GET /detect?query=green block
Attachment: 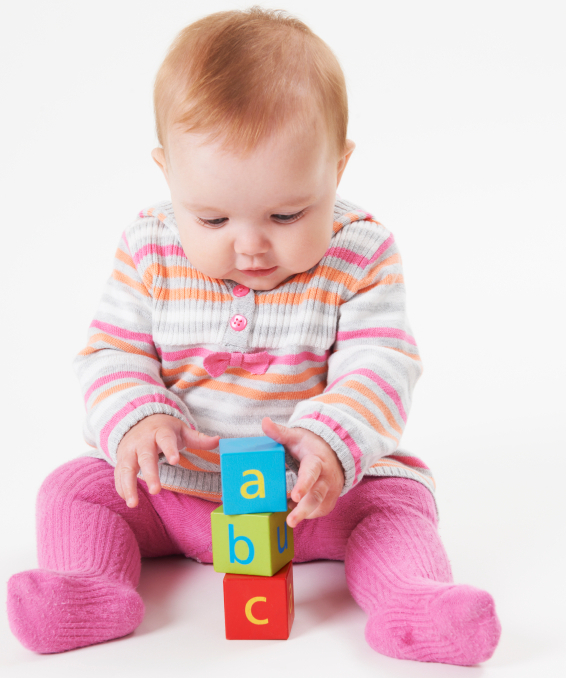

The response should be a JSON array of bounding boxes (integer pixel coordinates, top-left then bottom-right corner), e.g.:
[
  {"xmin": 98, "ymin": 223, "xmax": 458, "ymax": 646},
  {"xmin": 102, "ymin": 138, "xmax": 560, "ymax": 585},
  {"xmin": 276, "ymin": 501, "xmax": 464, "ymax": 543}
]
[{"xmin": 211, "ymin": 505, "xmax": 294, "ymax": 576}]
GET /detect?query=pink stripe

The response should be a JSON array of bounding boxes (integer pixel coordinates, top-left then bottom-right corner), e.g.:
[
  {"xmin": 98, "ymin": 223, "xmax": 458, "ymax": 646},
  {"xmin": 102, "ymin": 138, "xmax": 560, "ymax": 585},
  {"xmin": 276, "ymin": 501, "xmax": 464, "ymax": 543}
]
[
  {"xmin": 386, "ymin": 454, "xmax": 429, "ymax": 470},
  {"xmin": 157, "ymin": 347, "xmax": 210, "ymax": 361},
  {"xmin": 90, "ymin": 320, "xmax": 154, "ymax": 344},
  {"xmin": 132, "ymin": 243, "xmax": 187, "ymax": 266},
  {"xmin": 336, "ymin": 327, "xmax": 417, "ymax": 346},
  {"xmin": 367, "ymin": 234, "xmax": 395, "ymax": 266},
  {"xmin": 325, "ymin": 247, "xmax": 371, "ymax": 268},
  {"xmin": 270, "ymin": 350, "xmax": 330, "ymax": 366},
  {"xmin": 84, "ymin": 371, "xmax": 162, "ymax": 403},
  {"xmin": 326, "ymin": 368, "xmax": 407, "ymax": 422},
  {"xmin": 301, "ymin": 412, "xmax": 362, "ymax": 482},
  {"xmin": 100, "ymin": 394, "xmax": 185, "ymax": 458},
  {"xmin": 325, "ymin": 234, "xmax": 395, "ymax": 270},
  {"xmin": 158, "ymin": 347, "xmax": 330, "ymax": 365}
]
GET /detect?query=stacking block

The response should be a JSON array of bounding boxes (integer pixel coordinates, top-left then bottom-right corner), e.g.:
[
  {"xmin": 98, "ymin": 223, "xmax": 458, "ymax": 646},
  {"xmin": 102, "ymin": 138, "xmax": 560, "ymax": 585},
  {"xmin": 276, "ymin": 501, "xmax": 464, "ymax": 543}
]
[
  {"xmin": 223, "ymin": 562, "xmax": 295, "ymax": 640},
  {"xmin": 219, "ymin": 436, "xmax": 287, "ymax": 515},
  {"xmin": 211, "ymin": 506, "xmax": 293, "ymax": 576}
]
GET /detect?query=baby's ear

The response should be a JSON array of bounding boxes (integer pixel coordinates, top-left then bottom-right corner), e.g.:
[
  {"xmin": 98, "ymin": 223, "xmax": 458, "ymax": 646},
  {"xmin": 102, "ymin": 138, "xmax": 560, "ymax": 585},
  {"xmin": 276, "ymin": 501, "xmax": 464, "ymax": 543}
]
[
  {"xmin": 151, "ymin": 147, "xmax": 169, "ymax": 183},
  {"xmin": 336, "ymin": 139, "xmax": 356, "ymax": 186}
]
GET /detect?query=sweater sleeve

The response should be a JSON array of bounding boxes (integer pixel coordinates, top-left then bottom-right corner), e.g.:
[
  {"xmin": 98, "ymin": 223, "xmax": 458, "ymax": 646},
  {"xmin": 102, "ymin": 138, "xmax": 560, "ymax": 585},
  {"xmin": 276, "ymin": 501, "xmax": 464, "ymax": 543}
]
[
  {"xmin": 287, "ymin": 228, "xmax": 423, "ymax": 494},
  {"xmin": 72, "ymin": 229, "xmax": 194, "ymax": 465}
]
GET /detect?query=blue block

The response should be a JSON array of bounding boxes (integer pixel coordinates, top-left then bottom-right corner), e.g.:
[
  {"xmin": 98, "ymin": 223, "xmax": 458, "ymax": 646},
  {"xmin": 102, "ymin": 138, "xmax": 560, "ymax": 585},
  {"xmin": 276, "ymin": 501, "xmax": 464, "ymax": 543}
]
[{"xmin": 219, "ymin": 436, "xmax": 287, "ymax": 515}]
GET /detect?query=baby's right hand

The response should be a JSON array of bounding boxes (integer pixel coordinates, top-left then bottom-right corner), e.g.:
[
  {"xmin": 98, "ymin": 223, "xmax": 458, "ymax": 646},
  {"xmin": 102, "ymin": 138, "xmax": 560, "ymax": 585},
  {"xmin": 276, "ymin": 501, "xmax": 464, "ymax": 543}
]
[{"xmin": 115, "ymin": 414, "xmax": 219, "ymax": 508}]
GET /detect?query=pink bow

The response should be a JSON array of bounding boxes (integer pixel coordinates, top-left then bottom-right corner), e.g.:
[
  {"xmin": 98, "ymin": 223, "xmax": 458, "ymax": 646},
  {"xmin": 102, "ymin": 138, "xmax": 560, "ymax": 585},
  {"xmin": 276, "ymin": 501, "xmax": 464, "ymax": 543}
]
[{"xmin": 203, "ymin": 351, "xmax": 274, "ymax": 377}]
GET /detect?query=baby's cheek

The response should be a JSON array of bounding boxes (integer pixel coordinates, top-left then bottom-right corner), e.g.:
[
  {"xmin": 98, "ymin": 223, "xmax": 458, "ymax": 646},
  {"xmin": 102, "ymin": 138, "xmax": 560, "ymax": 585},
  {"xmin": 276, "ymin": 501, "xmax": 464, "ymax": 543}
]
[{"xmin": 279, "ymin": 228, "xmax": 330, "ymax": 272}]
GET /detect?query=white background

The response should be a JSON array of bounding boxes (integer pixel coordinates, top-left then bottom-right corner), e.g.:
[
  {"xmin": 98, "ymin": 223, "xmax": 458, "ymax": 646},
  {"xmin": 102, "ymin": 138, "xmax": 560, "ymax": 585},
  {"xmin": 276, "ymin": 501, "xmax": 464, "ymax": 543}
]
[{"xmin": 1, "ymin": 1, "xmax": 565, "ymax": 676}]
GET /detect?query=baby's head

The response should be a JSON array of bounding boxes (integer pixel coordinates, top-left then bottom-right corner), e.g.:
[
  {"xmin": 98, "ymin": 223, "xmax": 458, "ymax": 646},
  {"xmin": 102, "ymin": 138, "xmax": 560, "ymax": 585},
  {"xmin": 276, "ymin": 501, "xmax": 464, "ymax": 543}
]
[{"xmin": 152, "ymin": 7, "xmax": 355, "ymax": 290}]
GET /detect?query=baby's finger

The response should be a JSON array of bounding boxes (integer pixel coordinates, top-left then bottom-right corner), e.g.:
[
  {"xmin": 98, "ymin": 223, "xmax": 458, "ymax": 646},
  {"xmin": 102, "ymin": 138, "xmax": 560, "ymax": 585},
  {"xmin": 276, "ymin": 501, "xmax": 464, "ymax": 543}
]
[
  {"xmin": 287, "ymin": 479, "xmax": 329, "ymax": 528},
  {"xmin": 116, "ymin": 453, "xmax": 140, "ymax": 507},
  {"xmin": 137, "ymin": 444, "xmax": 161, "ymax": 495},
  {"xmin": 261, "ymin": 417, "xmax": 303, "ymax": 451},
  {"xmin": 291, "ymin": 454, "xmax": 322, "ymax": 504},
  {"xmin": 182, "ymin": 426, "xmax": 220, "ymax": 450},
  {"xmin": 155, "ymin": 427, "xmax": 180, "ymax": 465}
]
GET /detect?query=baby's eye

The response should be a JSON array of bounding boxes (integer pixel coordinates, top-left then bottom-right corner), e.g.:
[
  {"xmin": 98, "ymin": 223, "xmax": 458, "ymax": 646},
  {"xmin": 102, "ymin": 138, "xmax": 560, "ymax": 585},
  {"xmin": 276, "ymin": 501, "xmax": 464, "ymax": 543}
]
[
  {"xmin": 196, "ymin": 216, "xmax": 228, "ymax": 228},
  {"xmin": 272, "ymin": 210, "xmax": 305, "ymax": 223}
]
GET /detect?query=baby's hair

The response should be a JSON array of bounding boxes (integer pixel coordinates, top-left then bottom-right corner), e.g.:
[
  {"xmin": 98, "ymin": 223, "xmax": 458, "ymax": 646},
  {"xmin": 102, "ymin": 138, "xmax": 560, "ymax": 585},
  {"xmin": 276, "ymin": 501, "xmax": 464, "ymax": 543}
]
[{"xmin": 154, "ymin": 6, "xmax": 348, "ymax": 156}]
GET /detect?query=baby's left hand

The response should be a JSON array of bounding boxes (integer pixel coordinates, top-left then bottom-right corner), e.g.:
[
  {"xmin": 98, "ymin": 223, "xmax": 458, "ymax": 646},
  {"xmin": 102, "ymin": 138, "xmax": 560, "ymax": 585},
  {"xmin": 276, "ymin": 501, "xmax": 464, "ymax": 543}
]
[{"xmin": 261, "ymin": 417, "xmax": 345, "ymax": 528}]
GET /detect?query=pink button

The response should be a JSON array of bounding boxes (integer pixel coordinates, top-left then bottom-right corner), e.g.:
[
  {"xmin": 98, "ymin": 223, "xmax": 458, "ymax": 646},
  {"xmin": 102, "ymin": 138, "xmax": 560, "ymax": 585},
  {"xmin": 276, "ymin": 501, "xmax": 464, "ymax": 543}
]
[
  {"xmin": 233, "ymin": 284, "xmax": 250, "ymax": 297},
  {"xmin": 230, "ymin": 314, "xmax": 247, "ymax": 331}
]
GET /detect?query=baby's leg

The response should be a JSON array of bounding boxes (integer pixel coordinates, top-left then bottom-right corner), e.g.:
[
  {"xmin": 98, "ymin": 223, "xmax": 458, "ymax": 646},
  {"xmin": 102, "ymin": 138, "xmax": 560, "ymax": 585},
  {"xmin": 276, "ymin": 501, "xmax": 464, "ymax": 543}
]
[
  {"xmin": 7, "ymin": 457, "xmax": 177, "ymax": 653},
  {"xmin": 294, "ymin": 477, "xmax": 501, "ymax": 665}
]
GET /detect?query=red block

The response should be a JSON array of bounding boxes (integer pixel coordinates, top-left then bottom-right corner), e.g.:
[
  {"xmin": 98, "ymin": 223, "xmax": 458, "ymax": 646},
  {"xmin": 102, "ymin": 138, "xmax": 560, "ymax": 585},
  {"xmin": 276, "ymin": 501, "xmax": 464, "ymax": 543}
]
[{"xmin": 223, "ymin": 561, "xmax": 295, "ymax": 640}]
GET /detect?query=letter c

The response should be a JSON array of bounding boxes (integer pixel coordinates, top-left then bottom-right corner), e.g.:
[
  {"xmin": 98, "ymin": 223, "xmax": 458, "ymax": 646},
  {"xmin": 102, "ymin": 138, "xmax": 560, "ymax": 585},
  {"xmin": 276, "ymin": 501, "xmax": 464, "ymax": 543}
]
[{"xmin": 245, "ymin": 596, "xmax": 268, "ymax": 625}]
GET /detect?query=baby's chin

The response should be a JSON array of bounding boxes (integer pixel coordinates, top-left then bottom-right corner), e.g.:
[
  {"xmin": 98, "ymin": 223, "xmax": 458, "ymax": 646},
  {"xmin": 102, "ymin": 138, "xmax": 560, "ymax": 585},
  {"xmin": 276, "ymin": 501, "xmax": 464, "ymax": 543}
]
[{"xmin": 227, "ymin": 267, "xmax": 296, "ymax": 291}]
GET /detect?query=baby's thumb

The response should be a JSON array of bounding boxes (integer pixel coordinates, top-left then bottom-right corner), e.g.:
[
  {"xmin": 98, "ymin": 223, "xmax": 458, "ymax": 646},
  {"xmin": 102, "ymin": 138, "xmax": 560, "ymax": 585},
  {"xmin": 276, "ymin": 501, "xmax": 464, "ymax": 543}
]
[{"xmin": 261, "ymin": 417, "xmax": 302, "ymax": 451}]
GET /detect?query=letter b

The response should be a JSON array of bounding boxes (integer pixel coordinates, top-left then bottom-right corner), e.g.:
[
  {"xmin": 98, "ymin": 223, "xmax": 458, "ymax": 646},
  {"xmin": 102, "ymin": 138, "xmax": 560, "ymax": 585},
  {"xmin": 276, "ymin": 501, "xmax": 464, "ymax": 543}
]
[{"xmin": 228, "ymin": 524, "xmax": 255, "ymax": 565}]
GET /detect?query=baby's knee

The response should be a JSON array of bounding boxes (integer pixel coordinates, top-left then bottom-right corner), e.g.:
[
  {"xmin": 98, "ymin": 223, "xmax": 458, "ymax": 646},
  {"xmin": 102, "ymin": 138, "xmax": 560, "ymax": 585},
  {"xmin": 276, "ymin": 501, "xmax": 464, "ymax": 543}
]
[
  {"xmin": 347, "ymin": 476, "xmax": 438, "ymax": 526},
  {"xmin": 37, "ymin": 457, "xmax": 116, "ymax": 512}
]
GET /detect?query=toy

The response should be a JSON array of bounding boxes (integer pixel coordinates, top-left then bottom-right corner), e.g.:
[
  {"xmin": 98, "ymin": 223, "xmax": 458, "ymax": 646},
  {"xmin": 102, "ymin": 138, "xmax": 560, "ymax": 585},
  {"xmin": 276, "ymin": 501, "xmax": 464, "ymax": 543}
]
[
  {"xmin": 223, "ymin": 562, "xmax": 294, "ymax": 640},
  {"xmin": 211, "ymin": 505, "xmax": 294, "ymax": 576},
  {"xmin": 213, "ymin": 435, "xmax": 295, "ymax": 639},
  {"xmin": 219, "ymin": 436, "xmax": 287, "ymax": 515}
]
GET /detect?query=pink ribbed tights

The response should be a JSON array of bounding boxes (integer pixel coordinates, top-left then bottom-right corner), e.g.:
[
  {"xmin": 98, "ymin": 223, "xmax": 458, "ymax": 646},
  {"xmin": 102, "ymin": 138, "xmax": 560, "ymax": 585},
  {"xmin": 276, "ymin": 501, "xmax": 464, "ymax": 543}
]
[{"xmin": 7, "ymin": 458, "xmax": 500, "ymax": 663}]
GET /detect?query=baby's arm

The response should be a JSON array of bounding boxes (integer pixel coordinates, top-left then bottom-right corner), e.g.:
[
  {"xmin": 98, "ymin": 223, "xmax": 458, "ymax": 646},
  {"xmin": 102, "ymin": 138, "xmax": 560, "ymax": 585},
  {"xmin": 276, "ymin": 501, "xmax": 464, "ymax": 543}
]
[
  {"xmin": 287, "ymin": 223, "xmax": 423, "ymax": 496},
  {"xmin": 73, "ymin": 223, "xmax": 206, "ymax": 480}
]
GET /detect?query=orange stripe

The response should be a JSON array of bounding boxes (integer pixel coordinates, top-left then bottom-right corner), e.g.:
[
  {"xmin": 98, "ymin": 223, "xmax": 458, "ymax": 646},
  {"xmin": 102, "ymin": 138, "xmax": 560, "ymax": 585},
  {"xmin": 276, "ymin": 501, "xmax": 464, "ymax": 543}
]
[
  {"xmin": 358, "ymin": 254, "xmax": 401, "ymax": 287},
  {"xmin": 292, "ymin": 265, "xmax": 359, "ymax": 292},
  {"xmin": 386, "ymin": 346, "xmax": 421, "ymax": 361},
  {"xmin": 162, "ymin": 364, "xmax": 207, "ymax": 379},
  {"xmin": 171, "ymin": 378, "xmax": 325, "ymax": 401},
  {"xmin": 84, "ymin": 333, "xmax": 158, "ymax": 360},
  {"xmin": 358, "ymin": 273, "xmax": 404, "ymax": 294},
  {"xmin": 115, "ymin": 247, "xmax": 136, "ymax": 270},
  {"xmin": 310, "ymin": 393, "xmax": 397, "ymax": 442},
  {"xmin": 112, "ymin": 269, "xmax": 150, "ymax": 297},
  {"xmin": 256, "ymin": 287, "xmax": 344, "ymax": 307},
  {"xmin": 177, "ymin": 455, "xmax": 216, "ymax": 473},
  {"xmin": 342, "ymin": 380, "xmax": 402, "ymax": 435},
  {"xmin": 184, "ymin": 448, "xmax": 220, "ymax": 464},
  {"xmin": 91, "ymin": 382, "xmax": 141, "ymax": 406},
  {"xmin": 136, "ymin": 263, "xmax": 233, "ymax": 302},
  {"xmin": 332, "ymin": 212, "xmax": 367, "ymax": 233},
  {"xmin": 152, "ymin": 285, "xmax": 232, "ymax": 303}
]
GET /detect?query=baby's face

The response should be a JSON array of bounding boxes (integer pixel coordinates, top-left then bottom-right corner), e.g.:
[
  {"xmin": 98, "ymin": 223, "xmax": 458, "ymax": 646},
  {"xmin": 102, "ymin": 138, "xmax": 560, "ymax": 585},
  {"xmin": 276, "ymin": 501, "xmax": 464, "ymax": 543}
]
[{"xmin": 152, "ymin": 124, "xmax": 354, "ymax": 290}]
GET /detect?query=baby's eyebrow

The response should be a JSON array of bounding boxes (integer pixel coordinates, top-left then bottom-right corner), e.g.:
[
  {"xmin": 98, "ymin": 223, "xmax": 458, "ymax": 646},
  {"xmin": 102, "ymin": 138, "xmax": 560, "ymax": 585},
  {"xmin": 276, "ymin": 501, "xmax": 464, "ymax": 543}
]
[{"xmin": 183, "ymin": 196, "xmax": 316, "ymax": 213}]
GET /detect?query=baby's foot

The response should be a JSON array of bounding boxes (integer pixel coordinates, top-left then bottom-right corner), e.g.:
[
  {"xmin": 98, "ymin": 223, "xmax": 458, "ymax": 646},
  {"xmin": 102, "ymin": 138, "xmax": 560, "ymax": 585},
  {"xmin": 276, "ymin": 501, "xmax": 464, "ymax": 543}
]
[
  {"xmin": 365, "ymin": 583, "xmax": 501, "ymax": 665},
  {"xmin": 7, "ymin": 569, "xmax": 144, "ymax": 653}
]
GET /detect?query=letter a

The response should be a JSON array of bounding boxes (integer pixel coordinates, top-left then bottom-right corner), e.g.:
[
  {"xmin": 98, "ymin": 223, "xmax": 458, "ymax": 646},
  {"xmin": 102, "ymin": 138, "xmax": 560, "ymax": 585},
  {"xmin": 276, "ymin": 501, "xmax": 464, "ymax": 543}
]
[
  {"xmin": 228, "ymin": 524, "xmax": 255, "ymax": 565},
  {"xmin": 277, "ymin": 523, "xmax": 288, "ymax": 554},
  {"xmin": 240, "ymin": 469, "xmax": 266, "ymax": 500}
]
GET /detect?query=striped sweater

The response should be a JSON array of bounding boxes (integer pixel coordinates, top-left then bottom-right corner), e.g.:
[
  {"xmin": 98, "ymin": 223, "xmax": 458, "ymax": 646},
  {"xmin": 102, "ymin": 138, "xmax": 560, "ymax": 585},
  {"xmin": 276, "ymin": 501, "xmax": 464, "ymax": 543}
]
[{"xmin": 73, "ymin": 197, "xmax": 435, "ymax": 500}]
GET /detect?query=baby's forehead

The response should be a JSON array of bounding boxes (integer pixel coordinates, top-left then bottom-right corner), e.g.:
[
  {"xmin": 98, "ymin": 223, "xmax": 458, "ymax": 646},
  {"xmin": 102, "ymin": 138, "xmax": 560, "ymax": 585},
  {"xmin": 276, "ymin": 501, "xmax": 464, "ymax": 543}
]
[{"xmin": 165, "ymin": 112, "xmax": 336, "ymax": 166}]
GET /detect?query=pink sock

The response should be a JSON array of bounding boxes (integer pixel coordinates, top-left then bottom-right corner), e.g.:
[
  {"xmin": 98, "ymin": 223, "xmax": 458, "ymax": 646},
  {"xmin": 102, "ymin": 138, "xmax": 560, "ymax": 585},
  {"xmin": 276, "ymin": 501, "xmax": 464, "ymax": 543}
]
[
  {"xmin": 7, "ymin": 458, "xmax": 174, "ymax": 653},
  {"xmin": 343, "ymin": 479, "xmax": 501, "ymax": 665}
]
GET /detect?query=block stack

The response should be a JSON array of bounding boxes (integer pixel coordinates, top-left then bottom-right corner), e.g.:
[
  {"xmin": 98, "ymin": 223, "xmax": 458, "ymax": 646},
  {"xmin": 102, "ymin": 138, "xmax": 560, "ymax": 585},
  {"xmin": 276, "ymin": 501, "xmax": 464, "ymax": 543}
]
[{"xmin": 211, "ymin": 436, "xmax": 295, "ymax": 640}]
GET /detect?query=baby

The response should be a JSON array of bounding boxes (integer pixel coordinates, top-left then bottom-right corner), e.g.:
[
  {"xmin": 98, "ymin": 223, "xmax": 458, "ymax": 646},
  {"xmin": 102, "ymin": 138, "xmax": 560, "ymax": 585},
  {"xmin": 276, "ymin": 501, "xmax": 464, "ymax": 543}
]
[{"xmin": 7, "ymin": 7, "xmax": 501, "ymax": 664}]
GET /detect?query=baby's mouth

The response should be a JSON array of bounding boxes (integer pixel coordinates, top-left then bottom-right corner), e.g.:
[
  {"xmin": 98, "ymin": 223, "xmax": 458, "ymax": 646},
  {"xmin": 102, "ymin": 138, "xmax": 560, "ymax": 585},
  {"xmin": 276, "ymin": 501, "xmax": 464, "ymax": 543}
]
[{"xmin": 238, "ymin": 266, "xmax": 278, "ymax": 277}]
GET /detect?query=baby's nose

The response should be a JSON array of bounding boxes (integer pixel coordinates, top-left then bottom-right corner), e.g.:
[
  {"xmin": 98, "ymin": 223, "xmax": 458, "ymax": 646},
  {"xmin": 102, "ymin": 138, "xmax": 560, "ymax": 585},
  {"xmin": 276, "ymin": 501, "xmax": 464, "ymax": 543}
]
[{"xmin": 233, "ymin": 225, "xmax": 270, "ymax": 256}]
